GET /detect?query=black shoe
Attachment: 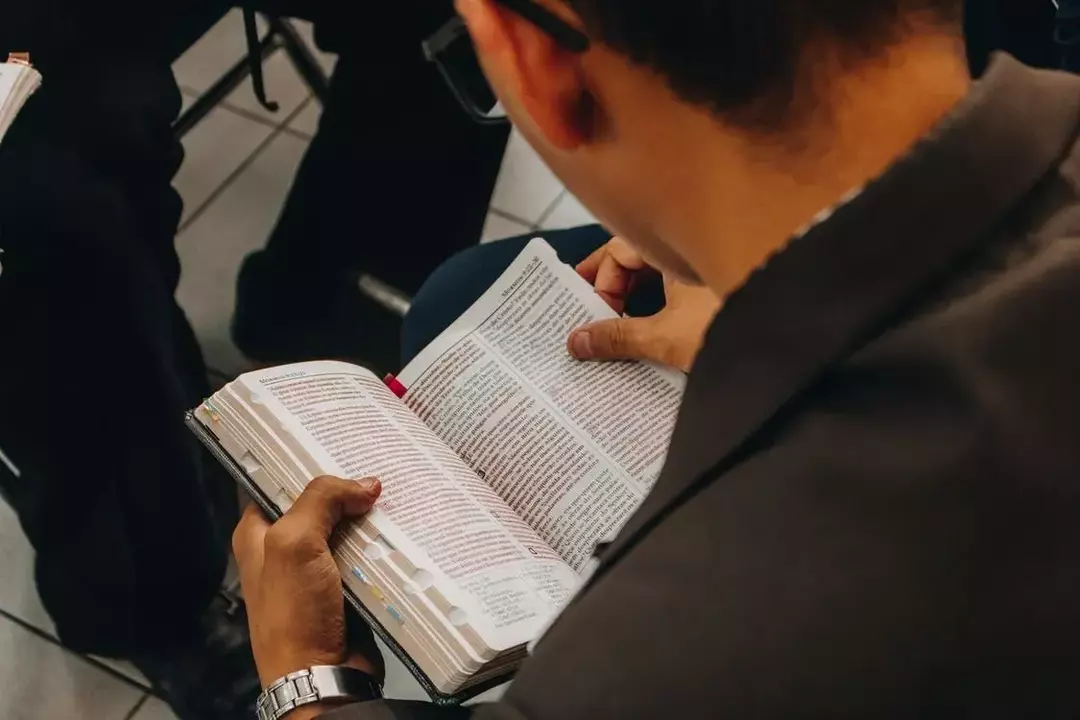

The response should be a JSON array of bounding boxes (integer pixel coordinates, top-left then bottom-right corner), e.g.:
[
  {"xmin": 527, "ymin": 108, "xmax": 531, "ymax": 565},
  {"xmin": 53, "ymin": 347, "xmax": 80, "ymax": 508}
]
[
  {"xmin": 131, "ymin": 593, "xmax": 261, "ymax": 720},
  {"xmin": 232, "ymin": 252, "xmax": 404, "ymax": 374}
]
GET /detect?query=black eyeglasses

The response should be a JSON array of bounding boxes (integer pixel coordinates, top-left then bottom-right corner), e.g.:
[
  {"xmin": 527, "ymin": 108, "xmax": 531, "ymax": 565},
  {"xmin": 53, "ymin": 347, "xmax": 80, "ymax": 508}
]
[{"xmin": 423, "ymin": 0, "xmax": 590, "ymax": 124}]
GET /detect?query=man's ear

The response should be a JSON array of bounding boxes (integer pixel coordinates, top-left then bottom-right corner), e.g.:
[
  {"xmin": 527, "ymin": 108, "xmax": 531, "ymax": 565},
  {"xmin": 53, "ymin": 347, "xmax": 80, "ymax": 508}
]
[{"xmin": 459, "ymin": 0, "xmax": 592, "ymax": 150}]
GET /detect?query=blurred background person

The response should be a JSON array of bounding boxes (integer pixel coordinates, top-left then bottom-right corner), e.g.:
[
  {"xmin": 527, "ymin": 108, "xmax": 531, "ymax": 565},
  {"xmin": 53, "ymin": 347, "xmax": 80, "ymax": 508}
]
[{"xmin": 0, "ymin": 3, "xmax": 506, "ymax": 719}]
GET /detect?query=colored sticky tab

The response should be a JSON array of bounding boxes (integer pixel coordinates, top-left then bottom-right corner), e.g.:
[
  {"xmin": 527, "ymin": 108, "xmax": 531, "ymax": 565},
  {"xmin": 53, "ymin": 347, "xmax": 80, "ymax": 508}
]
[
  {"xmin": 383, "ymin": 374, "xmax": 407, "ymax": 398},
  {"xmin": 202, "ymin": 399, "xmax": 221, "ymax": 422}
]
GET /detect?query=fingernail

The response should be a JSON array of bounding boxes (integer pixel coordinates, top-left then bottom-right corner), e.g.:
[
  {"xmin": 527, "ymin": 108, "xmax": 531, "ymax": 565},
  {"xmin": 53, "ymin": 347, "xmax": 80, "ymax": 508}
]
[
  {"xmin": 356, "ymin": 478, "xmax": 381, "ymax": 494},
  {"xmin": 570, "ymin": 331, "xmax": 592, "ymax": 359}
]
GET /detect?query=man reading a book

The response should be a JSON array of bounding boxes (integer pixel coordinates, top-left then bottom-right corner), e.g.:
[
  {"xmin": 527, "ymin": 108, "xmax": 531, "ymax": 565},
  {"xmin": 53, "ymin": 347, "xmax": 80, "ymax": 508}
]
[{"xmin": 231, "ymin": 0, "xmax": 1080, "ymax": 717}]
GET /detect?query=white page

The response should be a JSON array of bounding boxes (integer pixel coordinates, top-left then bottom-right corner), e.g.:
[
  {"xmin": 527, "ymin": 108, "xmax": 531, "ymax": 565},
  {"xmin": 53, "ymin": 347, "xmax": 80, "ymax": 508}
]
[
  {"xmin": 232, "ymin": 362, "xmax": 579, "ymax": 650},
  {"xmin": 0, "ymin": 63, "xmax": 41, "ymax": 144},
  {"xmin": 399, "ymin": 239, "xmax": 686, "ymax": 571},
  {"xmin": 0, "ymin": 65, "xmax": 22, "ymax": 110}
]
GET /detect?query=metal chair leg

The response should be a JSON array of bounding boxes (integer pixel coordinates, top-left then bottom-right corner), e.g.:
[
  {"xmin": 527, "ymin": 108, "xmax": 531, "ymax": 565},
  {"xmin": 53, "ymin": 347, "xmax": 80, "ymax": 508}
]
[
  {"xmin": 173, "ymin": 30, "xmax": 282, "ymax": 139},
  {"xmin": 269, "ymin": 17, "xmax": 331, "ymax": 107}
]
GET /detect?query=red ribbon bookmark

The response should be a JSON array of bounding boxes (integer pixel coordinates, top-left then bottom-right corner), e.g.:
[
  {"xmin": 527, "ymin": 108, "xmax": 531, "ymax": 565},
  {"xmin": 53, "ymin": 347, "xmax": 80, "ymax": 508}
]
[{"xmin": 384, "ymin": 374, "xmax": 407, "ymax": 399}]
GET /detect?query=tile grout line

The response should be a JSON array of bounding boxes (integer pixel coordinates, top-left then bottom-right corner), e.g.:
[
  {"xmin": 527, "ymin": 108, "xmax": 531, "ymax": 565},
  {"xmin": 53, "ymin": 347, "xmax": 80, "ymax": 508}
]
[
  {"xmin": 488, "ymin": 206, "xmax": 539, "ymax": 230},
  {"xmin": 180, "ymin": 84, "xmax": 315, "ymax": 140},
  {"xmin": 532, "ymin": 190, "xmax": 567, "ymax": 230},
  {"xmin": 180, "ymin": 83, "xmax": 301, "ymax": 134},
  {"xmin": 279, "ymin": 125, "xmax": 314, "ymax": 142},
  {"xmin": 0, "ymin": 603, "xmax": 61, "ymax": 644},
  {"xmin": 178, "ymin": 96, "xmax": 315, "ymax": 236},
  {"xmin": 122, "ymin": 693, "xmax": 151, "ymax": 720},
  {"xmin": 0, "ymin": 606, "xmax": 154, "ymax": 694}
]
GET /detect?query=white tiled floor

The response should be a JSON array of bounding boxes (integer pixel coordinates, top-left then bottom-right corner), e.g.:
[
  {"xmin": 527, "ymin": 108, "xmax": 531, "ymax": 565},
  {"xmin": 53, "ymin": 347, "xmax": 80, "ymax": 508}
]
[{"xmin": 0, "ymin": 10, "xmax": 592, "ymax": 719}]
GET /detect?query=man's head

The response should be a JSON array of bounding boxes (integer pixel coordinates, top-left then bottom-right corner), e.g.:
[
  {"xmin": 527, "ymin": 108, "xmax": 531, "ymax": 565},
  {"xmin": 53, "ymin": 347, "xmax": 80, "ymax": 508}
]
[{"xmin": 458, "ymin": 0, "xmax": 969, "ymax": 288}]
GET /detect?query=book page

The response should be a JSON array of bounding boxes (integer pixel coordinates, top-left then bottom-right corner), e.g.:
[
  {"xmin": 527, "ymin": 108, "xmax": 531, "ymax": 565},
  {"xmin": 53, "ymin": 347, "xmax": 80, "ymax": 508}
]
[
  {"xmin": 232, "ymin": 362, "xmax": 579, "ymax": 649},
  {"xmin": 398, "ymin": 239, "xmax": 686, "ymax": 571},
  {"xmin": 0, "ymin": 63, "xmax": 41, "ymax": 144},
  {"xmin": 0, "ymin": 65, "xmax": 21, "ymax": 109}
]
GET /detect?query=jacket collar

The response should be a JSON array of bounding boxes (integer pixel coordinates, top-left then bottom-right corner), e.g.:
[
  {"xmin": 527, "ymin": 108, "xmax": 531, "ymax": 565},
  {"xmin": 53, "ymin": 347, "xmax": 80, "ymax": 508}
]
[{"xmin": 594, "ymin": 54, "xmax": 1080, "ymax": 579}]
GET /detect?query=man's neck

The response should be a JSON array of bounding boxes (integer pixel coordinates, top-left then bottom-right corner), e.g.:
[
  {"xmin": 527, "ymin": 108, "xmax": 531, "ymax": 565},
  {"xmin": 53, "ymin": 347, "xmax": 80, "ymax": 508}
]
[{"xmin": 663, "ymin": 36, "xmax": 972, "ymax": 298}]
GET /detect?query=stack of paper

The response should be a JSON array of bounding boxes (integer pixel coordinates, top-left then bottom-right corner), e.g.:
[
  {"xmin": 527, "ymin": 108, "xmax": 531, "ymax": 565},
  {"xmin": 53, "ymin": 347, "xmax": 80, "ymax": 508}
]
[{"xmin": 0, "ymin": 56, "xmax": 41, "ymax": 145}]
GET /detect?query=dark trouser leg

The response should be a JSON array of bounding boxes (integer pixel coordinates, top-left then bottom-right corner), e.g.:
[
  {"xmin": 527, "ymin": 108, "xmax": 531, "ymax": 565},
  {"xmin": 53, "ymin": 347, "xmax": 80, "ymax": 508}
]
[
  {"xmin": 965, "ymin": 0, "xmax": 999, "ymax": 77},
  {"xmin": 0, "ymin": 11, "xmax": 230, "ymax": 657},
  {"xmin": 1057, "ymin": 0, "xmax": 1080, "ymax": 72},
  {"xmin": 259, "ymin": 2, "xmax": 508, "ymax": 291},
  {"xmin": 966, "ymin": 0, "xmax": 1059, "ymax": 76},
  {"xmin": 402, "ymin": 227, "xmax": 616, "ymax": 364},
  {"xmin": 233, "ymin": 4, "xmax": 510, "ymax": 369}
]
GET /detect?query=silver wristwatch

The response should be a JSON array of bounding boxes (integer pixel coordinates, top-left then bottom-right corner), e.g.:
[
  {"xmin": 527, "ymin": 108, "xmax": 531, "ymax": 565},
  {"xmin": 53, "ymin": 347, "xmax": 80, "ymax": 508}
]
[{"xmin": 255, "ymin": 665, "xmax": 383, "ymax": 720}]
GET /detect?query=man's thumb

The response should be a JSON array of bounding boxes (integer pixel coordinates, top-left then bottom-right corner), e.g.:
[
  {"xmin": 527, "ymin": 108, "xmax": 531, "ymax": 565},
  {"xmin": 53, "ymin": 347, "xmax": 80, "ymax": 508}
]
[{"xmin": 568, "ymin": 318, "xmax": 650, "ymax": 362}]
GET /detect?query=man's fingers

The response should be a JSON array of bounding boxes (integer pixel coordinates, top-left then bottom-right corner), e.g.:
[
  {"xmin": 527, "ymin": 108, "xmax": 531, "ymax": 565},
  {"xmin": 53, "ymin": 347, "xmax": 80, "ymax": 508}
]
[
  {"xmin": 233, "ymin": 504, "xmax": 271, "ymax": 592},
  {"xmin": 233, "ymin": 503, "xmax": 271, "ymax": 559},
  {"xmin": 576, "ymin": 238, "xmax": 651, "ymax": 312},
  {"xmin": 606, "ymin": 237, "xmax": 647, "ymax": 269},
  {"xmin": 290, "ymin": 476, "xmax": 381, "ymax": 538},
  {"xmin": 575, "ymin": 244, "xmax": 609, "ymax": 284},
  {"xmin": 568, "ymin": 317, "xmax": 655, "ymax": 363},
  {"xmin": 266, "ymin": 477, "xmax": 382, "ymax": 558},
  {"xmin": 592, "ymin": 254, "xmax": 636, "ymax": 313}
]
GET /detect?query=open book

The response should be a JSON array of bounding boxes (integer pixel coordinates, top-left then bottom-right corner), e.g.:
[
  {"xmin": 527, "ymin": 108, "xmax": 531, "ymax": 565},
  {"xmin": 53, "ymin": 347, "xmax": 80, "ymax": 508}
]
[
  {"xmin": 187, "ymin": 239, "xmax": 686, "ymax": 703},
  {"xmin": 0, "ymin": 56, "xmax": 41, "ymax": 145}
]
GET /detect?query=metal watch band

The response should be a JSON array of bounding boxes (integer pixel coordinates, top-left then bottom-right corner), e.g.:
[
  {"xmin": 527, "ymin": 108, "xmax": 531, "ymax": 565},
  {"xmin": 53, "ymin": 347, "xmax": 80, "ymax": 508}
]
[{"xmin": 256, "ymin": 665, "xmax": 383, "ymax": 720}]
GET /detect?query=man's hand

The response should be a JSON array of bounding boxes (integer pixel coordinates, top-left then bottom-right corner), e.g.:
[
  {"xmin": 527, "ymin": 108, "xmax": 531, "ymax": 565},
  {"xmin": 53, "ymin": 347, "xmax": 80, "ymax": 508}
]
[
  {"xmin": 568, "ymin": 237, "xmax": 721, "ymax": 372},
  {"xmin": 233, "ymin": 476, "xmax": 384, "ymax": 700}
]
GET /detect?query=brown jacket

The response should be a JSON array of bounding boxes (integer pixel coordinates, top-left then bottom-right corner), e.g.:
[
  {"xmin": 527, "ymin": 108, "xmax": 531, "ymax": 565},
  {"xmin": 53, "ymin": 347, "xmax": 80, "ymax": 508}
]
[{"xmin": 328, "ymin": 54, "xmax": 1080, "ymax": 719}]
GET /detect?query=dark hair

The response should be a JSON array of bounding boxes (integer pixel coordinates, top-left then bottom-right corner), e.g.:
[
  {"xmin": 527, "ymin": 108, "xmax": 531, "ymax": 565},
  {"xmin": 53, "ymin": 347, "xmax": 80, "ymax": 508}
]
[{"xmin": 565, "ymin": 0, "xmax": 965, "ymax": 127}]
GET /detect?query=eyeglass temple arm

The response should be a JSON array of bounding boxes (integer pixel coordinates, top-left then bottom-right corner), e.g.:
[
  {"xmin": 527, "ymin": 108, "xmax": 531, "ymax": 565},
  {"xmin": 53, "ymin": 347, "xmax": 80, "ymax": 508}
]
[
  {"xmin": 423, "ymin": 16, "xmax": 468, "ymax": 60},
  {"xmin": 496, "ymin": 0, "xmax": 590, "ymax": 52},
  {"xmin": 424, "ymin": 2, "xmax": 590, "ymax": 57}
]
